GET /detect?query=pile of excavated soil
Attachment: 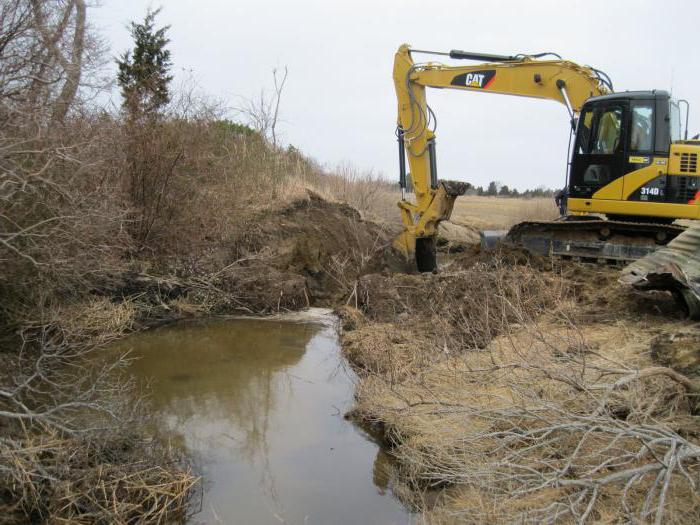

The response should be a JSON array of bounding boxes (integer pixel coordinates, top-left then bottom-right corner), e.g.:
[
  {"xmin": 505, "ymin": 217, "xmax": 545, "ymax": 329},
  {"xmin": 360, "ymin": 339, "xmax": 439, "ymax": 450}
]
[
  {"xmin": 99, "ymin": 193, "xmax": 407, "ymax": 317},
  {"xmin": 209, "ymin": 193, "xmax": 408, "ymax": 310}
]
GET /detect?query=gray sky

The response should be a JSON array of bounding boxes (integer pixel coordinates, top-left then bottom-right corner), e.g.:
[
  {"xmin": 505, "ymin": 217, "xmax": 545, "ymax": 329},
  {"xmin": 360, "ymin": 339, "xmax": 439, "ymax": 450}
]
[{"xmin": 94, "ymin": 0, "xmax": 699, "ymax": 191}]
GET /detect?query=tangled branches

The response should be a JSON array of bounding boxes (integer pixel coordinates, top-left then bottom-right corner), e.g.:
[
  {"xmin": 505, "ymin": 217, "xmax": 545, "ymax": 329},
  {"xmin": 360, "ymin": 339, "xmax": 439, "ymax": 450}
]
[
  {"xmin": 346, "ymin": 262, "xmax": 700, "ymax": 523},
  {"xmin": 1, "ymin": 317, "xmax": 134, "ymax": 434},
  {"xmin": 1, "ymin": 430, "xmax": 198, "ymax": 523}
]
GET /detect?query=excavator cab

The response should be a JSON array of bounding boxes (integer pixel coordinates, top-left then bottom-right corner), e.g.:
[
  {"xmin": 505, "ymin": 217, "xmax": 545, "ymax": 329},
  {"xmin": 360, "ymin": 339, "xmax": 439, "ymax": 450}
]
[
  {"xmin": 567, "ymin": 91, "xmax": 699, "ymax": 222},
  {"xmin": 569, "ymin": 91, "xmax": 673, "ymax": 204}
]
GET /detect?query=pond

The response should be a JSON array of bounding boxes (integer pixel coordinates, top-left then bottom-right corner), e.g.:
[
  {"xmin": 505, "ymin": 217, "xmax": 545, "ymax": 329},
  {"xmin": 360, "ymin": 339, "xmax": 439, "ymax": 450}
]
[{"xmin": 116, "ymin": 310, "xmax": 411, "ymax": 524}]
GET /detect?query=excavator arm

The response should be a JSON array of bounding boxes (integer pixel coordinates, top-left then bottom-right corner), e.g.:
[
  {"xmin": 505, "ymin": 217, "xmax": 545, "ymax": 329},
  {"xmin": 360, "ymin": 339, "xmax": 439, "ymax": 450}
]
[{"xmin": 393, "ymin": 43, "xmax": 610, "ymax": 270}]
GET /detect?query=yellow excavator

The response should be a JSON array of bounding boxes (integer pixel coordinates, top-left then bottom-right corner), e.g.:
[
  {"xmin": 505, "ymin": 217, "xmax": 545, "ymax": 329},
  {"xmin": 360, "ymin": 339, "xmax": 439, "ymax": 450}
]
[{"xmin": 393, "ymin": 44, "xmax": 700, "ymax": 271}]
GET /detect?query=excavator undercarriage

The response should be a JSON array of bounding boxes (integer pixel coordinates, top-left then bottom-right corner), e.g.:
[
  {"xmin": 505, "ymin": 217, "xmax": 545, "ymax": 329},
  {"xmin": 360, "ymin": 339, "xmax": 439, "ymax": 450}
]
[{"xmin": 506, "ymin": 218, "xmax": 686, "ymax": 263}]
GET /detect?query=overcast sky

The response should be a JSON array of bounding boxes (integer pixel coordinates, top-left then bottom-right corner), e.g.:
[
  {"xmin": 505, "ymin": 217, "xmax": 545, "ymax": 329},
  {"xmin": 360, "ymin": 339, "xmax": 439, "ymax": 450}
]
[{"xmin": 93, "ymin": 0, "xmax": 699, "ymax": 191}]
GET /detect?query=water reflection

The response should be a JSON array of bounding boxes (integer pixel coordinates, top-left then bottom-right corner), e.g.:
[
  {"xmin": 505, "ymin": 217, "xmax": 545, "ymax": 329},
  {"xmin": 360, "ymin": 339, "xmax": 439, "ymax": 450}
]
[{"xmin": 117, "ymin": 318, "xmax": 410, "ymax": 524}]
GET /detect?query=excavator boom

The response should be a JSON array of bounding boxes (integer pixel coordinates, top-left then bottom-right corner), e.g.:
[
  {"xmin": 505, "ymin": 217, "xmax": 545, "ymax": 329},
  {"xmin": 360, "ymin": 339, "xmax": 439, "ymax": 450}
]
[{"xmin": 393, "ymin": 44, "xmax": 610, "ymax": 270}]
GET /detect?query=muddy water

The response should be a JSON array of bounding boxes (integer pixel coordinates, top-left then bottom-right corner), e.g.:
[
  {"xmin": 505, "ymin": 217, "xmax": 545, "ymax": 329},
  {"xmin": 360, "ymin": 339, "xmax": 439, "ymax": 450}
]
[{"xmin": 119, "ymin": 312, "xmax": 411, "ymax": 524}]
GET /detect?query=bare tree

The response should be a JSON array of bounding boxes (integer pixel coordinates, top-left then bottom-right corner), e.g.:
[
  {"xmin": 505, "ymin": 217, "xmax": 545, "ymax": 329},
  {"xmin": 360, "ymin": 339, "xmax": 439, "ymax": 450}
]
[
  {"xmin": 0, "ymin": 0, "xmax": 102, "ymax": 130},
  {"xmin": 29, "ymin": 0, "xmax": 86, "ymax": 125},
  {"xmin": 237, "ymin": 66, "xmax": 288, "ymax": 146}
]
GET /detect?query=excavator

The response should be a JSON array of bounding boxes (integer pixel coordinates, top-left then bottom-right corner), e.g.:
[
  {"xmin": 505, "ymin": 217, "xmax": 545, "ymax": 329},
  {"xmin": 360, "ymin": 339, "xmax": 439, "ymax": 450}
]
[{"xmin": 393, "ymin": 44, "xmax": 700, "ymax": 272}]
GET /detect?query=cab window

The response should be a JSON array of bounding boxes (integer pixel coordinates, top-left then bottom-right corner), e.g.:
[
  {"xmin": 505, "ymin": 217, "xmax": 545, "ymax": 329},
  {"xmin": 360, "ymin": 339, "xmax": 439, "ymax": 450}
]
[
  {"xmin": 576, "ymin": 110, "xmax": 594, "ymax": 153},
  {"xmin": 669, "ymin": 100, "xmax": 682, "ymax": 142},
  {"xmin": 630, "ymin": 103, "xmax": 654, "ymax": 152},
  {"xmin": 592, "ymin": 107, "xmax": 623, "ymax": 154}
]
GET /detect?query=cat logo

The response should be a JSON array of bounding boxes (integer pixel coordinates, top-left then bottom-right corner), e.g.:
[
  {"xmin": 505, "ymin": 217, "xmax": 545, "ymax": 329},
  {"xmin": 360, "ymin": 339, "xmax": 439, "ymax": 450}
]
[{"xmin": 450, "ymin": 70, "xmax": 496, "ymax": 89}]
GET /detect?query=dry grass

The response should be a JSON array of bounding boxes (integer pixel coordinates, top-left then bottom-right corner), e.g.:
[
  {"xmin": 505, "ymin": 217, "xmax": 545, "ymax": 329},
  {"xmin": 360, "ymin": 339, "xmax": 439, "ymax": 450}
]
[
  {"xmin": 1, "ymin": 429, "xmax": 198, "ymax": 524},
  {"xmin": 342, "ymin": 261, "xmax": 700, "ymax": 524},
  {"xmin": 451, "ymin": 195, "xmax": 559, "ymax": 230}
]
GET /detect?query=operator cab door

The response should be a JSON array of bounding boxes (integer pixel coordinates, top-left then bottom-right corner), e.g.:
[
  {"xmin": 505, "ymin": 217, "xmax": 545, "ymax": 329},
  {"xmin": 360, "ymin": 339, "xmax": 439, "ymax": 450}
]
[
  {"xmin": 570, "ymin": 101, "xmax": 628, "ymax": 199},
  {"xmin": 623, "ymin": 99, "xmax": 668, "ymax": 202}
]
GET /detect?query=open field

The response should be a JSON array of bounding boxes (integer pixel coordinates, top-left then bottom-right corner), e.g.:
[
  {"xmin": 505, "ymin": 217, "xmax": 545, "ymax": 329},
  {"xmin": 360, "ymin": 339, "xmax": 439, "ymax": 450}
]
[
  {"xmin": 343, "ymin": 190, "xmax": 561, "ymax": 231},
  {"xmin": 451, "ymin": 195, "xmax": 559, "ymax": 230}
]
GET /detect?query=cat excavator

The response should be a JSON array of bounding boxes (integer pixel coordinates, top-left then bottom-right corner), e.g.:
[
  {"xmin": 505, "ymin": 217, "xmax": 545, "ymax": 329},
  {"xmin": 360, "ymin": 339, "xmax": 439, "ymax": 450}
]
[{"xmin": 393, "ymin": 44, "xmax": 700, "ymax": 272}]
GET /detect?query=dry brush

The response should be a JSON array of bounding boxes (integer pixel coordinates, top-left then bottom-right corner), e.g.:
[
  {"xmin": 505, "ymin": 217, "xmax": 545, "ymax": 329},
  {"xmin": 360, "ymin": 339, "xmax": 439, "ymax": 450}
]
[{"xmin": 342, "ymin": 259, "xmax": 699, "ymax": 523}]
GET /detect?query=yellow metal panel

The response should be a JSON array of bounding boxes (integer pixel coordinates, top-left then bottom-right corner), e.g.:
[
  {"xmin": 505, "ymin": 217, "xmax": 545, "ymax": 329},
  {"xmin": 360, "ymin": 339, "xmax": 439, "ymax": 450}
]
[
  {"xmin": 569, "ymin": 197, "xmax": 700, "ymax": 219},
  {"xmin": 591, "ymin": 173, "xmax": 625, "ymax": 200},
  {"xmin": 621, "ymin": 161, "xmax": 666, "ymax": 199},
  {"xmin": 413, "ymin": 59, "xmax": 604, "ymax": 111},
  {"xmin": 591, "ymin": 160, "xmax": 666, "ymax": 200},
  {"xmin": 668, "ymin": 143, "xmax": 700, "ymax": 175}
]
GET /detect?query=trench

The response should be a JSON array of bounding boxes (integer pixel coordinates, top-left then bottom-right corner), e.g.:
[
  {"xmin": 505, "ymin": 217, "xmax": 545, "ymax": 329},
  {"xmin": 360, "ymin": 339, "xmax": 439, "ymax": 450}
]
[{"xmin": 113, "ymin": 309, "xmax": 411, "ymax": 524}]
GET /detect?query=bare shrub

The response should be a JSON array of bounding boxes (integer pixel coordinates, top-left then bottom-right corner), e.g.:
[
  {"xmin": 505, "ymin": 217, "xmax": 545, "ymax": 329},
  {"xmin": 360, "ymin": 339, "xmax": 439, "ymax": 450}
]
[
  {"xmin": 348, "ymin": 264, "xmax": 700, "ymax": 523},
  {"xmin": 0, "ymin": 114, "xmax": 131, "ymax": 322},
  {"xmin": 0, "ymin": 4, "xmax": 200, "ymax": 522},
  {"xmin": 318, "ymin": 162, "xmax": 399, "ymax": 223},
  {"xmin": 236, "ymin": 66, "xmax": 288, "ymax": 147}
]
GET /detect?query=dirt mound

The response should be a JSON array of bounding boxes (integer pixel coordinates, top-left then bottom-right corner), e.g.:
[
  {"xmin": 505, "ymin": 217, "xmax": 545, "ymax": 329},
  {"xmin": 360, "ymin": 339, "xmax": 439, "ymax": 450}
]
[
  {"xmin": 236, "ymin": 193, "xmax": 406, "ymax": 305},
  {"xmin": 351, "ymin": 255, "xmax": 583, "ymax": 349},
  {"xmin": 175, "ymin": 192, "xmax": 406, "ymax": 313}
]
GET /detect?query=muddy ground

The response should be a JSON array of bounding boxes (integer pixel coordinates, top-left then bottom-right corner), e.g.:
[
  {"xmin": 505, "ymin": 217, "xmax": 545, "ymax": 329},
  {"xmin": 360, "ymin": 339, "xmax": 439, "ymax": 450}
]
[{"xmin": 189, "ymin": 193, "xmax": 699, "ymax": 523}]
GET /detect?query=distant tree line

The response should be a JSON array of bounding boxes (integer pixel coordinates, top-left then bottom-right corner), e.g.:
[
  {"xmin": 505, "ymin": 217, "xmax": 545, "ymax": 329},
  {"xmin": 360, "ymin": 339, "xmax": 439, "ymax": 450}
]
[
  {"xmin": 469, "ymin": 181, "xmax": 556, "ymax": 198},
  {"xmin": 400, "ymin": 176, "xmax": 556, "ymax": 198}
]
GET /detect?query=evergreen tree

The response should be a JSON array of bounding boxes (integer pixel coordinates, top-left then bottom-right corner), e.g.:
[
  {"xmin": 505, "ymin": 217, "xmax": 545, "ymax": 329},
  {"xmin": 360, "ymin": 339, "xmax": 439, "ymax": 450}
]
[
  {"xmin": 499, "ymin": 184, "xmax": 510, "ymax": 196},
  {"xmin": 486, "ymin": 181, "xmax": 498, "ymax": 196},
  {"xmin": 117, "ymin": 8, "xmax": 173, "ymax": 119}
]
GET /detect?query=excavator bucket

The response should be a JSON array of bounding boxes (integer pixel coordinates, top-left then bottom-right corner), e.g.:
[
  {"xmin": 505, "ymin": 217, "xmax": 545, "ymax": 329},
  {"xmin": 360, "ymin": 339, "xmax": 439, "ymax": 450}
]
[
  {"xmin": 393, "ymin": 180, "xmax": 469, "ymax": 272},
  {"xmin": 620, "ymin": 223, "xmax": 700, "ymax": 319}
]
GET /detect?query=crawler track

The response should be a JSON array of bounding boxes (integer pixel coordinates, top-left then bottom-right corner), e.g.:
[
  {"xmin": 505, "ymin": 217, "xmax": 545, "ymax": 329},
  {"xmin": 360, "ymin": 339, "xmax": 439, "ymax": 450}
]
[{"xmin": 507, "ymin": 219, "xmax": 687, "ymax": 263}]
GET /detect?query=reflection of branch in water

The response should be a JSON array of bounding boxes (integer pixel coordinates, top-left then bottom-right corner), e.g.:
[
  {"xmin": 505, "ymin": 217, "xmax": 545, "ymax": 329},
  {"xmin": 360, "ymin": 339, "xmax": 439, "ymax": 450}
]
[
  {"xmin": 232, "ymin": 342, "xmax": 305, "ymax": 522},
  {"xmin": 283, "ymin": 371, "xmax": 314, "ymax": 384},
  {"xmin": 255, "ymin": 366, "xmax": 286, "ymax": 520},
  {"xmin": 126, "ymin": 319, "xmax": 321, "ymax": 521}
]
